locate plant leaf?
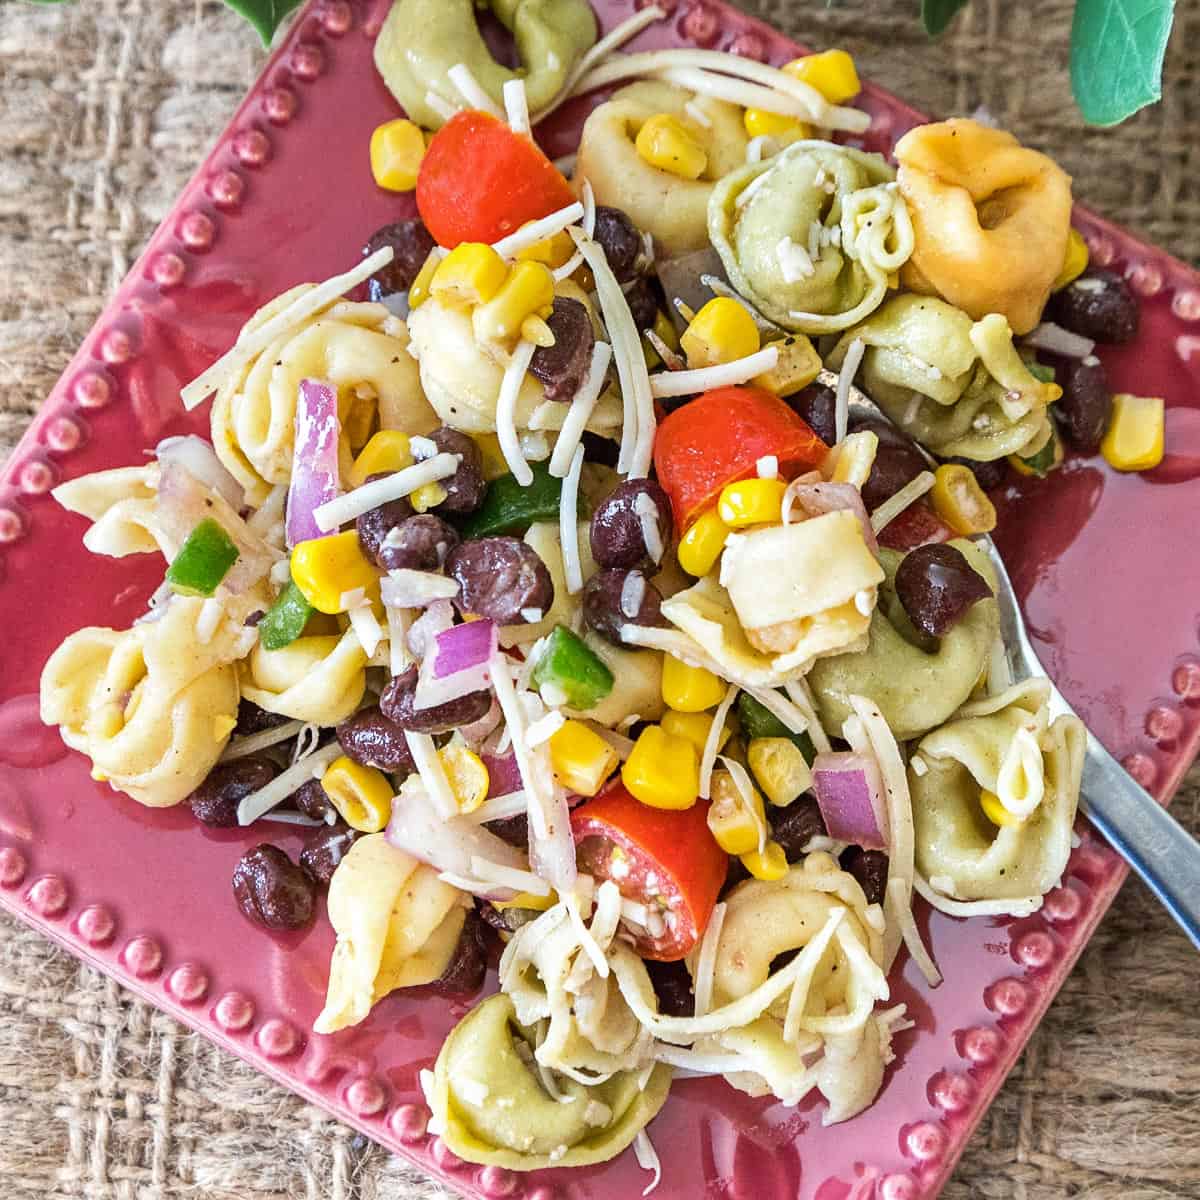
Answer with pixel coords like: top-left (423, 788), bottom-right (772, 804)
top-left (1071, 0), bottom-right (1175, 125)
top-left (921, 0), bottom-right (970, 35)
top-left (221, 0), bottom-right (305, 46)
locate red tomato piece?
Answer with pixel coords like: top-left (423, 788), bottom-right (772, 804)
top-left (416, 111), bottom-right (576, 248)
top-left (571, 780), bottom-right (728, 962)
top-left (652, 386), bottom-right (829, 530)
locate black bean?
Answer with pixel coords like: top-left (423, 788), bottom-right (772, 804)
top-left (589, 479), bottom-right (673, 571)
top-left (581, 567), bottom-right (666, 646)
top-left (788, 381), bottom-right (837, 445)
top-left (336, 705), bottom-right (415, 773)
top-left (646, 958), bottom-right (694, 1017)
top-left (942, 455), bottom-right (1009, 492)
top-left (232, 845), bottom-right (316, 930)
top-left (485, 812), bottom-right (529, 849)
top-left (299, 823), bottom-right (360, 887)
top-left (529, 298), bottom-right (596, 403)
top-left (840, 847), bottom-right (889, 907)
top-left (1055, 357), bottom-right (1113, 453)
top-left (1045, 270), bottom-right (1139, 344)
top-left (849, 414), bottom-right (929, 511)
top-left (624, 276), bottom-right (661, 333)
top-left (435, 909), bottom-right (489, 994)
top-left (292, 778), bottom-right (335, 822)
top-left (768, 797), bottom-right (827, 863)
top-left (428, 427), bottom-right (486, 513)
top-left (380, 665), bottom-right (493, 734)
top-left (377, 513), bottom-right (460, 572)
top-left (189, 758), bottom-right (278, 827)
top-left (722, 855), bottom-right (750, 895)
top-left (362, 219), bottom-right (437, 299)
top-left (446, 536), bottom-right (554, 625)
top-left (581, 431), bottom-right (620, 469)
top-left (235, 698), bottom-right (291, 737)
top-left (592, 206), bottom-right (644, 283)
top-left (895, 543), bottom-right (993, 638)
top-left (355, 472), bottom-right (415, 568)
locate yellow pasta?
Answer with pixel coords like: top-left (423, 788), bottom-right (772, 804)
top-left (240, 629), bottom-right (367, 727)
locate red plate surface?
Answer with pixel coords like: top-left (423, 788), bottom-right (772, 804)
top-left (1, 2), bottom-right (1198, 1198)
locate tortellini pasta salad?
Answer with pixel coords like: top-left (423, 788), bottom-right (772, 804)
top-left (40, 2), bottom-right (1162, 1186)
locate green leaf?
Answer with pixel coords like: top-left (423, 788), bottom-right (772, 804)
top-left (221, 0), bottom-right (305, 45)
top-left (1070, 0), bottom-right (1175, 125)
top-left (921, 0), bottom-right (970, 35)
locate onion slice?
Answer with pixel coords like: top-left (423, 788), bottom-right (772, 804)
top-left (286, 379), bottom-right (342, 548)
top-left (811, 751), bottom-right (887, 849)
top-left (156, 436), bottom-right (243, 511)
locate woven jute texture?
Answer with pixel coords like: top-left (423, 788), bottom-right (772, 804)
top-left (2, 2), bottom-right (1199, 1197)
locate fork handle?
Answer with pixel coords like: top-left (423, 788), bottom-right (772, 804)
top-left (1080, 734), bottom-right (1200, 951)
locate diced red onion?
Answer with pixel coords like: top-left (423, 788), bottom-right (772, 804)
top-left (286, 379), bottom-right (342, 549)
top-left (811, 751), bottom-right (887, 850)
top-left (381, 569), bottom-right (460, 609)
top-left (459, 697), bottom-right (502, 745)
top-left (431, 619), bottom-right (497, 678)
top-left (156, 436), bottom-right (243, 511)
top-left (782, 480), bottom-right (878, 554)
top-left (482, 752), bottom-right (523, 800)
top-left (407, 600), bottom-right (455, 657)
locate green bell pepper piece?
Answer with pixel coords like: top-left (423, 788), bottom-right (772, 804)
top-left (259, 581), bottom-right (315, 651)
top-left (737, 692), bottom-right (816, 760)
top-left (1014, 426), bottom-right (1064, 477)
top-left (165, 518), bottom-right (239, 597)
top-left (530, 625), bottom-right (614, 709)
top-left (455, 461), bottom-right (586, 539)
top-left (1026, 361), bottom-right (1056, 384)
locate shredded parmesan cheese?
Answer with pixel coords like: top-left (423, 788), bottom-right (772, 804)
top-left (649, 345), bottom-right (779, 397)
top-left (745, 134), bottom-right (776, 164)
top-left (313, 453), bottom-right (458, 531)
top-left (549, 340), bottom-right (613, 477)
top-left (496, 340), bottom-right (538, 486)
top-left (914, 874), bottom-right (1043, 918)
top-left (692, 901), bottom-right (726, 1019)
top-left (633, 1128), bottom-right (663, 1197)
top-left (699, 684), bottom-right (739, 800)
top-left (566, 890), bottom-right (610, 979)
top-left (756, 455), bottom-right (778, 479)
top-left (502, 77), bottom-right (530, 135)
top-left (448, 63), bottom-right (505, 119)
top-left (347, 600), bottom-right (384, 657)
top-left (776, 235), bottom-right (815, 284)
top-left (466, 790), bottom-right (528, 824)
top-left (560, 445), bottom-right (586, 594)
top-left (526, 710), bottom-right (567, 748)
top-left (181, 246), bottom-right (395, 409)
top-left (236, 742), bottom-right (342, 826)
top-left (835, 337), bottom-right (865, 445)
top-left (721, 755), bottom-right (767, 854)
top-left (492, 202), bottom-right (585, 259)
top-left (582, 179), bottom-right (597, 239)
top-left (387, 605), bottom-right (413, 676)
top-left (424, 89), bottom-right (457, 122)
top-left (889, 877), bottom-right (943, 984)
top-left (634, 489), bottom-right (665, 563)
top-left (469, 855), bottom-right (552, 896)
top-left (195, 598), bottom-right (223, 644)
top-left (220, 719), bottom-right (306, 762)
top-left (405, 730), bottom-right (458, 819)
top-left (869, 470), bottom-right (935, 534)
top-left (684, 99), bottom-right (712, 127)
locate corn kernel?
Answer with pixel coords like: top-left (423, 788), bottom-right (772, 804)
top-left (493, 890), bottom-right (558, 912)
top-left (707, 768), bottom-right (767, 856)
top-left (549, 719), bottom-right (620, 797)
top-left (439, 743), bottom-right (490, 814)
top-left (717, 477), bottom-right (788, 528)
top-left (930, 463), bottom-right (997, 535)
top-left (516, 227), bottom-right (575, 269)
top-left (410, 481), bottom-right (448, 512)
top-left (678, 508), bottom-right (731, 577)
top-left (661, 710), bottom-right (730, 755)
top-left (622, 725), bottom-right (700, 810)
top-left (369, 118), bottom-right (426, 192)
top-left (321, 756), bottom-right (395, 832)
top-left (473, 260), bottom-right (556, 344)
top-left (349, 430), bottom-right (413, 488)
top-left (342, 391), bottom-right (377, 452)
top-left (521, 314), bottom-right (556, 347)
top-left (661, 656), bottom-right (727, 713)
top-left (824, 429), bottom-right (879, 487)
top-left (291, 531), bottom-right (380, 614)
top-left (408, 250), bottom-right (441, 310)
top-left (1052, 228), bottom-right (1090, 292)
top-left (748, 737), bottom-right (812, 807)
top-left (1101, 393), bottom-right (1164, 472)
top-left (740, 840), bottom-right (789, 881)
top-left (681, 297), bottom-right (761, 370)
top-left (784, 49), bottom-right (861, 105)
top-left (472, 433), bottom-right (511, 481)
top-left (980, 788), bottom-right (1024, 828)
top-left (753, 334), bottom-right (822, 396)
top-left (635, 113), bottom-right (708, 180)
top-left (430, 243), bottom-right (509, 309)
top-left (743, 107), bottom-right (812, 143)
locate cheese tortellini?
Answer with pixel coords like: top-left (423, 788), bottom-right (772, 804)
top-left (709, 140), bottom-right (913, 334)
top-left (241, 630), bottom-right (368, 727)
top-left (40, 597), bottom-right (247, 808)
top-left (212, 288), bottom-right (437, 505)
top-left (808, 540), bottom-right (999, 741)
top-left (52, 465), bottom-right (174, 559)
top-left (896, 119), bottom-right (1073, 335)
top-left (315, 834), bottom-right (470, 1035)
top-left (828, 294), bottom-right (1060, 461)
top-left (911, 679), bottom-right (1085, 913)
top-left (575, 82), bottom-right (749, 257)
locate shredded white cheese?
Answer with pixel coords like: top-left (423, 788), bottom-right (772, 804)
top-left (313, 453), bottom-right (458, 531)
top-left (492, 202), bottom-right (585, 259)
top-left (582, 179), bottom-right (597, 239)
top-left (181, 246), bottom-right (395, 409)
top-left (560, 445), bottom-right (586, 595)
top-left (195, 598), bottom-right (224, 644)
top-left (634, 489), bottom-right (665, 563)
top-left (526, 710), bottom-right (567, 748)
top-left (633, 1128), bottom-right (663, 1197)
top-left (220, 719), bottom-right (306, 762)
top-left (683, 99), bottom-right (712, 128)
top-left (756, 455), bottom-right (778, 479)
top-left (720, 755), bottom-right (768, 854)
top-left (699, 684), bottom-right (739, 800)
top-left (889, 876), bottom-right (943, 984)
top-left (424, 89), bottom-right (457, 123)
top-left (347, 601), bottom-right (384, 658)
top-left (835, 337), bottom-right (865, 445)
top-left (910, 753), bottom-right (928, 778)
top-left (548, 341), bottom-right (613, 477)
top-left (649, 345), bottom-right (779, 398)
top-left (496, 340), bottom-right (538, 486)
top-left (619, 571), bottom-right (646, 619)
top-left (469, 855), bottom-right (552, 896)
top-left (502, 77), bottom-right (530, 135)
top-left (745, 134), bottom-right (776, 164)
top-left (914, 874), bottom-right (1043, 918)
top-left (869, 470), bottom-right (935, 534)
top-left (236, 742), bottom-right (342, 826)
top-left (692, 900), bottom-right (726, 1019)
top-left (447, 62), bottom-right (505, 119)
top-left (466, 790), bottom-right (528, 824)
top-left (776, 236), bottom-right (816, 284)
top-left (258, 810), bottom-right (325, 828)
top-left (405, 730), bottom-right (459, 819)
top-left (566, 890), bottom-right (610, 979)
top-left (387, 605), bottom-right (413, 676)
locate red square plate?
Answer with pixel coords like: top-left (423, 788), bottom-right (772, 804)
top-left (2, 3), bottom-right (1199, 1198)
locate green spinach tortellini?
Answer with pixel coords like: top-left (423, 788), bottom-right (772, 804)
top-left (910, 679), bottom-right (1085, 912)
top-left (827, 294), bottom-right (1059, 461)
top-left (708, 140), bottom-right (913, 334)
top-left (807, 540), bottom-right (998, 741)
top-left (431, 993), bottom-right (672, 1171)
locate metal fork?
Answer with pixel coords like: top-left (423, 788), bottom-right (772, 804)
top-left (824, 370), bottom-right (1200, 949)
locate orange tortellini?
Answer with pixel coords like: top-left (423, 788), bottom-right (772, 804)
top-left (896, 119), bottom-right (1073, 335)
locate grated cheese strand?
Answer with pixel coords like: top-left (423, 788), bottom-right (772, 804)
top-left (649, 345), bottom-right (779, 398)
top-left (691, 900), bottom-right (726, 1019)
top-left (869, 470), bottom-right (935, 534)
top-left (502, 77), bottom-right (530, 135)
top-left (783, 677), bottom-right (832, 754)
top-left (720, 755), bottom-right (768, 854)
top-left (387, 605), bottom-right (414, 676)
top-left (582, 179), bottom-right (597, 239)
top-left (313, 453), bottom-right (458, 531)
top-left (496, 340), bottom-right (538, 486)
top-left (465, 790), bottom-right (528, 824)
top-left (347, 600), bottom-right (384, 657)
top-left (566, 890), bottom-right (610, 979)
top-left (181, 246), bottom-right (395, 409)
top-left (549, 341), bottom-right (613, 477)
top-left (633, 1129), bottom-right (663, 1197)
top-left (699, 684), bottom-right (739, 800)
top-left (835, 337), bottom-right (865, 445)
top-left (889, 877), bottom-right (943, 985)
top-left (405, 730), bottom-right (458, 819)
top-left (914, 873), bottom-right (1043, 919)
top-left (493, 202), bottom-right (585, 259)
top-left (236, 742), bottom-right (343, 826)
top-left (424, 89), bottom-right (457, 122)
top-left (560, 445), bottom-right (586, 594)
top-left (220, 719), bottom-right (306, 762)
top-left (469, 855), bottom-right (552, 896)
top-left (448, 63), bottom-right (505, 119)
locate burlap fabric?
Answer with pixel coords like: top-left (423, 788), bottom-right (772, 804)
top-left (1, 1), bottom-right (1198, 1196)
